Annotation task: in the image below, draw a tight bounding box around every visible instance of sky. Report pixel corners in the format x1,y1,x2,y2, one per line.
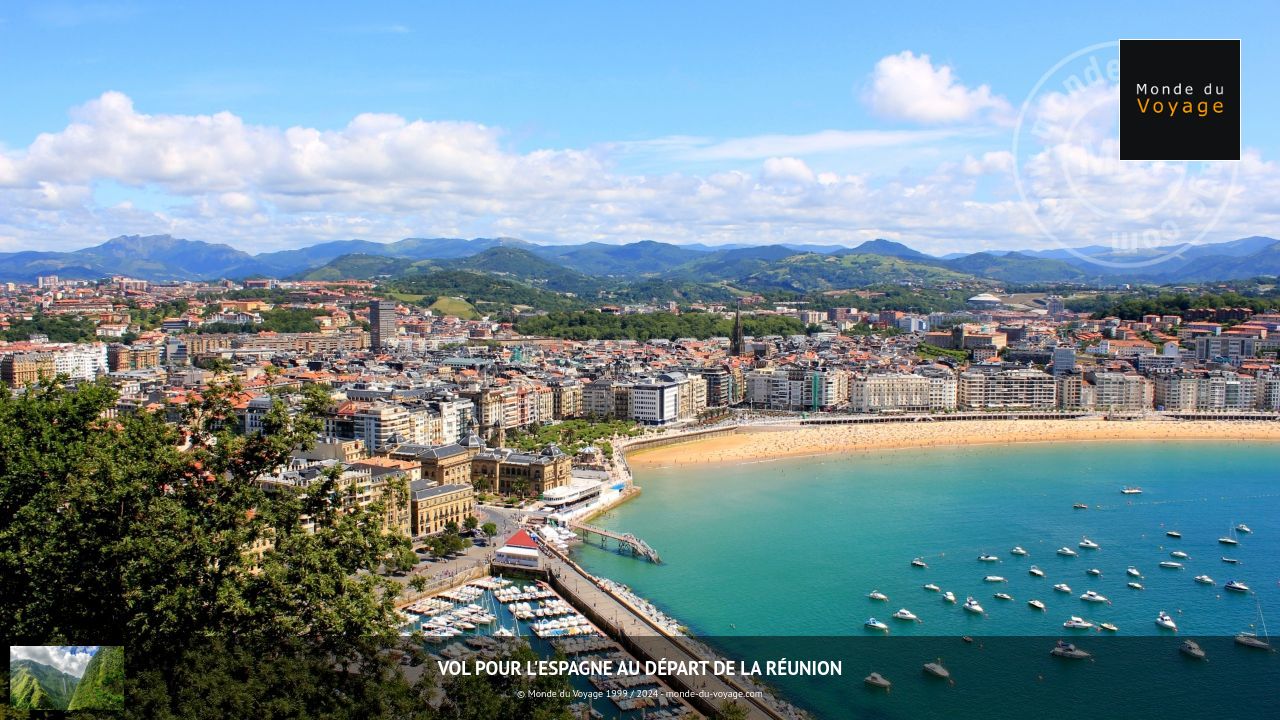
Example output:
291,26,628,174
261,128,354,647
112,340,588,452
10,645,99,678
1,1,1278,255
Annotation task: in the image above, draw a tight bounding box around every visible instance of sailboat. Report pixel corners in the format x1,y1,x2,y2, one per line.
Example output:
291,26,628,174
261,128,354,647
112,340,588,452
1235,599,1273,650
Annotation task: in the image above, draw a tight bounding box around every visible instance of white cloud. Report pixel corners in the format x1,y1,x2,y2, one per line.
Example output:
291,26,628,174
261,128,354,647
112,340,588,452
0,89,1276,256
865,51,1012,125
10,646,99,678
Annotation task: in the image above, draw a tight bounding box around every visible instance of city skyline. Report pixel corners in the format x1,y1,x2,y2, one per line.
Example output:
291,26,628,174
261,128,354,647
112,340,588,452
2,2,1279,256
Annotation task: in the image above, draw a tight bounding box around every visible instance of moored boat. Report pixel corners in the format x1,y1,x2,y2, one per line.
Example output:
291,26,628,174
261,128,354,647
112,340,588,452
1121,486,1143,494
1053,583,1072,593
978,554,999,562
994,592,1013,600
1063,616,1093,629
1170,550,1189,559
1050,640,1091,659
1194,575,1214,585
962,596,984,614
892,608,920,622
1079,590,1108,603
1078,537,1100,550
868,590,889,601
1166,530,1181,538
864,617,890,632
923,661,950,679
1224,580,1250,593
1029,565,1046,577
1155,611,1178,631
1128,582,1144,590
1221,557,1240,564
1127,566,1142,577
1235,523,1251,534
943,591,957,604
1086,568,1102,577
1011,546,1028,556
1180,640,1206,660
864,672,892,689
1028,599,1046,611
923,583,940,592
1099,622,1118,632
911,557,928,568
1057,547,1078,557
1159,561,1183,569
983,575,1007,583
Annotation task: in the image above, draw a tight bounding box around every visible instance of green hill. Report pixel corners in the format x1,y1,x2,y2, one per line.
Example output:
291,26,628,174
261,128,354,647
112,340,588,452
9,659,79,710
66,646,124,711
742,252,972,292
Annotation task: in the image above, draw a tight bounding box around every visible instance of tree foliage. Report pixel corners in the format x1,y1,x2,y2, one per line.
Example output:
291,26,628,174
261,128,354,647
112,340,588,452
0,379,572,719
515,311,805,341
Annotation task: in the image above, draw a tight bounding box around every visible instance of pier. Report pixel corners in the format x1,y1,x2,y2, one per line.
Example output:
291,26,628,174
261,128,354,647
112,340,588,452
568,520,662,563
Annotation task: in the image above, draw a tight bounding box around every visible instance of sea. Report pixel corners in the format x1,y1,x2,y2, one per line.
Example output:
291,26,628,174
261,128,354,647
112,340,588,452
573,441,1280,719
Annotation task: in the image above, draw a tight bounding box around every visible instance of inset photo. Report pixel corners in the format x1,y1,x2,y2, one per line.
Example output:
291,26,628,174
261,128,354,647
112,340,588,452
8,646,124,716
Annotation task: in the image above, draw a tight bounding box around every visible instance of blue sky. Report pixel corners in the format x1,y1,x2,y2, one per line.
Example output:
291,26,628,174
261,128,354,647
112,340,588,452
1,1,1277,254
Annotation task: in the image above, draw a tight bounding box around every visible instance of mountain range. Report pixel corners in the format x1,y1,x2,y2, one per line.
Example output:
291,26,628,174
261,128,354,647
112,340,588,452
7,647,124,712
9,658,79,710
2,233,1279,289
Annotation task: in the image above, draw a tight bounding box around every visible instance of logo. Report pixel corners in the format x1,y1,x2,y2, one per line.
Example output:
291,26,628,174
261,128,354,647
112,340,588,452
1012,41,1239,269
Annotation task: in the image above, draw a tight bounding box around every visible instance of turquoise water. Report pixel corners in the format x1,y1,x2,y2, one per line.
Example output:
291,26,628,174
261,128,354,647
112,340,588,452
574,441,1280,718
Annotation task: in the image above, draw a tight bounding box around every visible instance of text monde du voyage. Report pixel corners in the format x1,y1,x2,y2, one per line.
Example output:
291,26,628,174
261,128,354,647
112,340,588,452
1134,82,1228,118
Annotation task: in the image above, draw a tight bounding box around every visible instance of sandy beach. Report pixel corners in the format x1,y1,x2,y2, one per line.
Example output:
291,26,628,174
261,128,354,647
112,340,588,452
625,419,1280,468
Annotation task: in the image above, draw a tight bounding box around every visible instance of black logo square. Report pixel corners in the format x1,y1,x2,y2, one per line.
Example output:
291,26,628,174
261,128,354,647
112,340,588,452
1120,39,1239,161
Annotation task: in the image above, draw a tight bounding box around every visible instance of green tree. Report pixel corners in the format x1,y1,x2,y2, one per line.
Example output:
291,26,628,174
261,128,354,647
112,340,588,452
463,515,478,532
481,522,498,540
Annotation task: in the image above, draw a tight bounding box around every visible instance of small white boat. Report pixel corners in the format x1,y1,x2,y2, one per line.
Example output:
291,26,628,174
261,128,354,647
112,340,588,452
1073,503,1088,509
983,575,1007,583
1159,561,1183,569
1053,583,1072,593
1086,568,1102,577
1166,530,1181,538
943,591,957,604
1155,611,1178,631
1235,523,1252,534
1126,566,1142,577
978,554,1000,562
1078,537,1100,550
1011,546,1028,556
1128,582,1144,590
1099,622,1119,633
911,557,928,568
1029,565,1046,577
1180,639,1206,659
1219,536,1239,546
1121,486,1143,494
1079,590,1109,603
1028,599,1046,611
923,661,950,679
1194,575,1215,585
864,672,892,689
1221,557,1240,564
923,583,940,592
868,590,889,602
1224,580,1250,593
994,592,1013,601
892,608,919,622
865,617,890,632
1170,550,1189,559
1063,616,1093,629
1057,547,1078,557
1050,640,1092,659
963,596,984,614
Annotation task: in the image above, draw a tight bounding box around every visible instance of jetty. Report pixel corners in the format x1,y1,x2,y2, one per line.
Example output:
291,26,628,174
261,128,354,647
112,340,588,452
568,520,662,563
